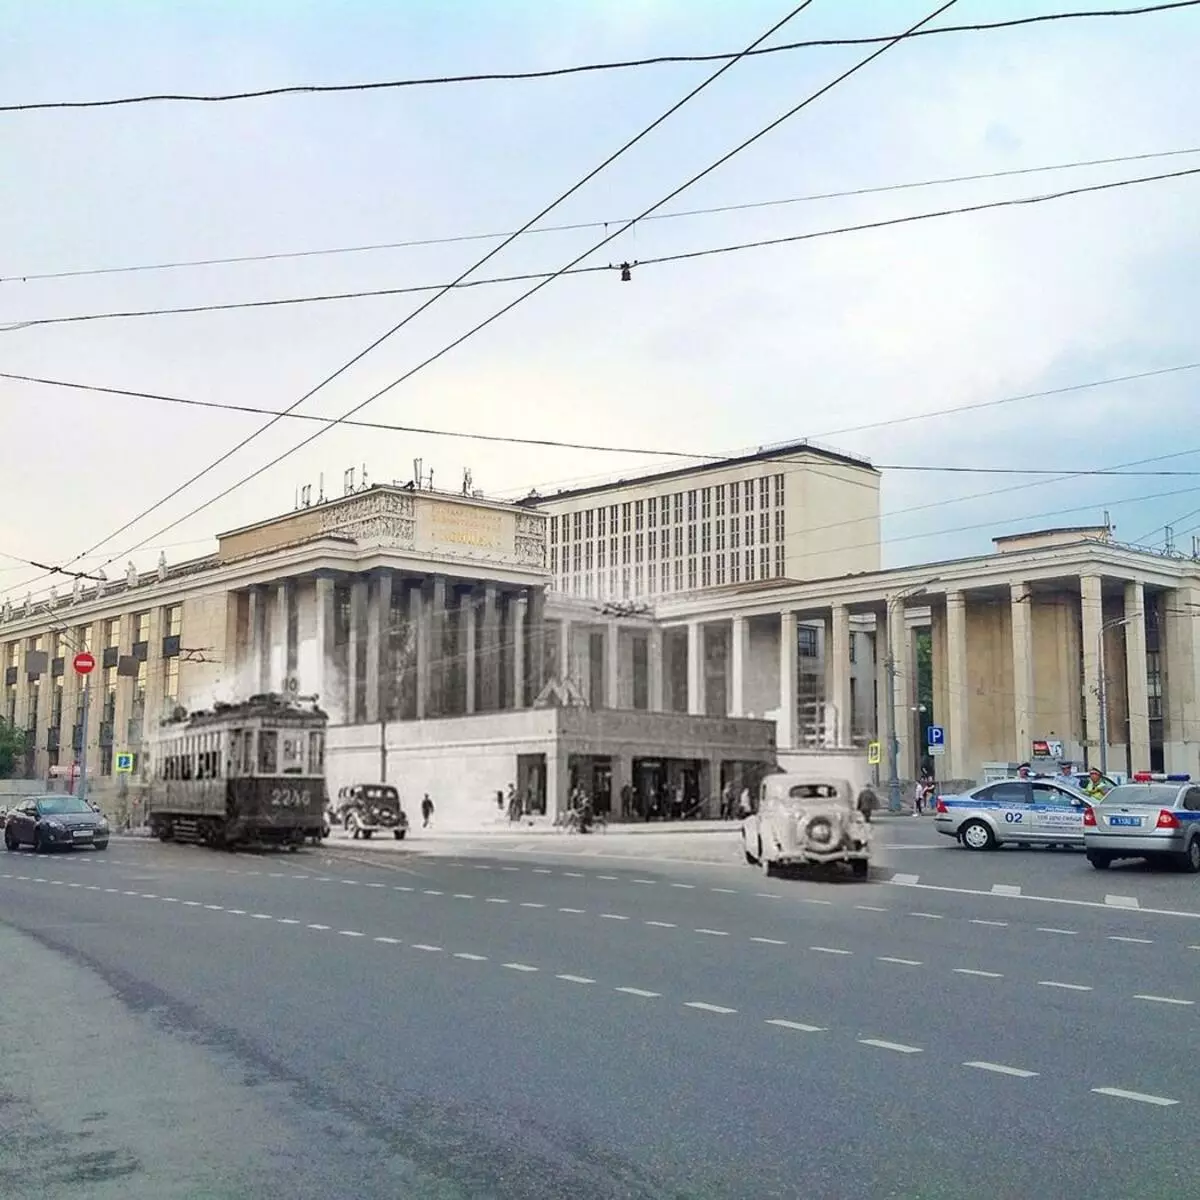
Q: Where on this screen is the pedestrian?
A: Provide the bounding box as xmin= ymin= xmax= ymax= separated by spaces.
xmin=1016 ymin=762 xmax=1033 ymax=780
xmin=421 ymin=794 xmax=434 ymax=828
xmin=496 ymin=789 xmax=504 ymax=812
xmin=1083 ymin=768 xmax=1109 ymax=800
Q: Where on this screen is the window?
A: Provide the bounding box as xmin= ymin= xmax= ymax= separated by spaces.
xmin=550 ymin=548 xmax=559 ymax=573
xmin=51 ymin=630 xmax=65 ymax=659
xmin=281 ymin=731 xmax=306 ymax=774
xmin=745 ymin=550 xmax=755 ymax=581
xmin=701 ymin=557 xmax=712 ymax=587
xmin=308 ymin=731 xmax=325 ymax=775
xmin=687 ymin=490 xmax=697 ymax=521
xmin=133 ymin=610 xmax=150 ymax=643
xmin=609 ymin=535 xmax=618 ymax=566
xmin=759 ymin=477 xmax=770 ymax=508
xmin=673 ymin=527 xmax=683 ymax=557
xmin=634 ymin=500 xmax=644 ymax=530
xmin=621 ymin=567 xmax=631 ymax=598
xmin=584 ymin=542 xmax=594 ymax=570
xmin=730 ymin=554 xmax=741 ymax=584
xmin=730 ymin=486 xmax=740 ymax=516
xmin=572 ymin=512 xmax=582 ymax=541
xmin=609 ymin=567 xmax=618 ymax=596
xmin=27 ymin=680 xmax=39 ymax=729
xmin=647 ymin=497 xmax=657 ymax=527
xmin=774 ymin=544 xmax=785 ymax=578
xmin=715 ymin=519 xmax=725 ymax=551
xmin=799 ymin=626 xmax=818 ymax=657
xmin=660 ymin=562 xmax=670 ymax=593
xmin=687 ymin=559 xmax=697 ymax=590
xmin=744 ymin=515 xmax=755 ymax=546
xmin=1032 ymin=783 xmax=1079 ymax=807
xmin=104 ymin=618 xmax=119 ymax=649
xmin=621 ymin=535 xmax=630 ymax=564
xmin=134 ymin=659 xmax=148 ymax=706
xmin=163 ymin=657 xmax=179 ymax=714
xmin=165 ymin=605 xmax=182 ymax=638
xmin=621 ymin=503 xmax=631 ymax=533
xmin=715 ymin=485 xmax=725 ymax=517
xmin=673 ymin=561 xmax=683 ymax=590
xmin=849 ymin=634 xmax=857 ymax=664
xmin=715 ymin=555 xmax=726 ymax=586
xmin=610 ymin=504 xmax=619 ymax=532
xmin=673 ymin=493 xmax=682 ymax=524
xmin=596 ymin=541 xmax=606 ymax=569
xmin=584 ymin=509 xmax=594 ymax=540
xmin=550 ymin=516 xmax=559 ymax=544
xmin=774 ymin=473 xmax=785 ymax=506
xmin=744 ymin=480 xmax=755 ymax=510
xmin=647 ymin=531 xmax=656 ymax=561
xmin=701 ymin=488 xmax=711 ymax=520
xmin=596 ymin=508 xmax=606 ymax=538
xmin=1147 ymin=649 xmax=1163 ymax=720
xmin=730 ymin=520 xmax=740 ymax=550
xmin=100 ymin=749 xmax=113 ymax=777
xmin=634 ymin=565 xmax=643 ymax=594
xmin=980 ymin=781 xmax=1029 ymax=806
xmin=700 ymin=523 xmax=711 ymax=553
xmin=774 ymin=510 xmax=785 ymax=542
xmin=759 ymin=511 xmax=770 ymax=544
xmin=634 ymin=533 xmax=643 ymax=563
xmin=1183 ymin=788 xmax=1200 ymax=812
xmin=687 ymin=525 xmax=696 ymax=555
xmin=572 ymin=543 xmax=581 ymax=572
xmin=102 ymin=666 xmax=117 ymax=722
xmin=258 ymin=729 xmax=279 ymax=773
xmin=759 ymin=547 xmax=770 ymax=579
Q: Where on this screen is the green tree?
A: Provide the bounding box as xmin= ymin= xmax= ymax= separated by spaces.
xmin=0 ymin=718 xmax=25 ymax=779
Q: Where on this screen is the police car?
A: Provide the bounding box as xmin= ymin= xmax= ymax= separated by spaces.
xmin=934 ymin=777 xmax=1094 ymax=851
xmin=1082 ymin=773 xmax=1200 ymax=872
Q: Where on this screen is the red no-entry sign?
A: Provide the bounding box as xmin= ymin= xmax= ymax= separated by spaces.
xmin=73 ymin=651 xmax=95 ymax=675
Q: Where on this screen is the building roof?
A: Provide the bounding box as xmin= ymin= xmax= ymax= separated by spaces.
xmin=518 ymin=439 xmax=877 ymax=507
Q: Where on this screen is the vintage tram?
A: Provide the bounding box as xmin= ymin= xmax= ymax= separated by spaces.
xmin=148 ymin=693 xmax=328 ymax=849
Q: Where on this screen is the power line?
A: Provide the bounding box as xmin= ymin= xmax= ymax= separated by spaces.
xmin=3 ymin=360 xmax=1199 ymax=472
xmin=6 ymin=164 xmax=1197 ymax=334
xmin=53 ymin=0 xmax=965 ymax=590
xmin=5 ymin=143 xmax=1196 ymax=284
xmin=3 ymin=2 xmax=1194 ymax=113
xmin=0 ymin=550 xmax=104 ymax=582
xmin=12 ymin=2 xmax=823 ymax=599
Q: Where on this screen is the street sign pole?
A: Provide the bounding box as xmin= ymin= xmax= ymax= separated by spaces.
xmin=77 ymin=673 xmax=90 ymax=806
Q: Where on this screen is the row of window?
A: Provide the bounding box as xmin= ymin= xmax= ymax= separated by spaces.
xmin=558 ymin=546 xmax=788 ymax=599
xmin=157 ymin=727 xmax=324 ymax=781
xmin=549 ymin=475 xmax=786 ymax=547
xmin=2 ymin=605 xmax=182 ymax=674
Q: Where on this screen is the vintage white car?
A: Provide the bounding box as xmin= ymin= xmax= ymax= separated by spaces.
xmin=741 ymin=773 xmax=873 ymax=878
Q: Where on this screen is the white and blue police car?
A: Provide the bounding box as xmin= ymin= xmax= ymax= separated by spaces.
xmin=934 ymin=776 xmax=1094 ymax=851
xmin=1082 ymin=773 xmax=1200 ymax=872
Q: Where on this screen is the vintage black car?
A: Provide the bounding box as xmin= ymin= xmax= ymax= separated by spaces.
xmin=4 ymin=794 xmax=110 ymax=853
xmin=333 ymin=784 xmax=409 ymax=840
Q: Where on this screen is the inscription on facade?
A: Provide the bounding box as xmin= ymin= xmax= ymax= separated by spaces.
xmin=427 ymin=503 xmax=506 ymax=551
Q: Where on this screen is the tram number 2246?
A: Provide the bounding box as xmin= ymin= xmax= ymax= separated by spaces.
xmin=269 ymin=787 xmax=311 ymax=809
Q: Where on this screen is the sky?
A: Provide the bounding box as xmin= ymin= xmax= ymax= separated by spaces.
xmin=2 ymin=0 xmax=1199 ymax=606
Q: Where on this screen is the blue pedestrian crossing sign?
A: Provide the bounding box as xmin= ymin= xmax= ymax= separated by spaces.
xmin=115 ymin=751 xmax=134 ymax=773
xmin=927 ymin=725 xmax=945 ymax=756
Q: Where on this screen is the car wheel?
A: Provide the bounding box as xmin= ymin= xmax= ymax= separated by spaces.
xmin=93 ymin=841 xmax=108 ymax=851
xmin=393 ymin=830 xmax=405 ymax=840
xmin=1087 ymin=851 xmax=1112 ymax=870
xmin=850 ymin=859 xmax=869 ymax=879
xmin=362 ymin=829 xmax=373 ymax=839
xmin=759 ymin=843 xmax=776 ymax=877
xmin=1179 ymin=838 xmax=1200 ymax=874
xmin=347 ymin=816 xmax=359 ymax=840
xmin=33 ymin=829 xmax=46 ymax=854
xmin=3 ymin=827 xmax=18 ymax=852
xmin=960 ymin=820 xmax=996 ymax=852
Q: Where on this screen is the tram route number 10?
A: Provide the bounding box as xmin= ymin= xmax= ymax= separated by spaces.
xmin=269 ymin=787 xmax=311 ymax=809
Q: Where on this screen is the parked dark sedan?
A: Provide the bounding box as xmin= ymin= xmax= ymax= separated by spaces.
xmin=3 ymin=794 xmax=110 ymax=852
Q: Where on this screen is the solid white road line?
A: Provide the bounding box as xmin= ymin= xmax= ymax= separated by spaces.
xmin=1134 ymin=994 xmax=1194 ymax=1006
xmin=1038 ymin=980 xmax=1093 ymax=991
xmin=954 ymin=968 xmax=1004 ymax=979
xmin=556 ymin=974 xmax=595 ymax=984
xmin=891 ymin=873 xmax=920 ymax=885
xmin=766 ymin=1019 xmax=825 ymax=1033
xmin=685 ymin=1002 xmax=737 ymax=1014
xmin=615 ymin=987 xmax=659 ymax=998
xmin=1092 ymin=1087 xmax=1178 ymax=1106
xmin=878 ymin=956 xmax=923 ymax=966
xmin=811 ymin=946 xmax=852 ymax=956
xmin=859 ymin=1038 xmax=923 ymax=1054
xmin=964 ymin=1061 xmax=1038 ymax=1078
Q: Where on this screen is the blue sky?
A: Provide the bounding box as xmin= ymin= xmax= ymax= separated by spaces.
xmin=2 ymin=0 xmax=1198 ymax=600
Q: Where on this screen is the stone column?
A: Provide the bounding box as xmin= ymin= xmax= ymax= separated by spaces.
xmin=1162 ymin=585 xmax=1200 ymax=775
xmin=605 ymin=622 xmax=620 ymax=709
xmin=428 ymin=574 xmax=448 ymax=716
xmin=247 ymin=586 xmax=270 ymax=694
xmin=347 ymin=578 xmax=368 ymax=724
xmin=527 ymin=587 xmax=546 ymax=702
xmin=480 ymin=584 xmax=500 ymax=711
xmin=365 ymin=570 xmax=392 ymax=723
xmin=946 ymin=591 xmax=969 ymax=779
xmin=546 ymin=746 xmax=567 ymax=822
xmin=831 ymin=604 xmax=851 ymax=747
xmin=272 ymin=581 xmax=290 ymax=691
xmin=874 ymin=611 xmax=891 ymax=755
xmin=222 ymin=591 xmax=241 ymax=701
xmin=729 ymin=615 xmax=748 ymax=718
xmin=460 ymin=591 xmax=477 ymax=715
xmin=558 ymin=618 xmax=573 ymax=685
xmin=511 ymin=595 xmax=529 ymax=709
xmin=1080 ymin=574 xmax=1103 ymax=765
xmin=1011 ymin=582 xmax=1035 ymax=766
xmin=410 ymin=583 xmax=429 ymax=721
xmin=778 ymin=611 xmax=798 ymax=751
xmin=314 ymin=574 xmax=336 ymax=716
xmin=890 ymin=602 xmax=911 ymax=779
xmin=648 ymin=627 xmax=664 ymax=713
xmin=1124 ymin=580 xmax=1151 ymax=773
xmin=686 ymin=622 xmax=704 ymax=716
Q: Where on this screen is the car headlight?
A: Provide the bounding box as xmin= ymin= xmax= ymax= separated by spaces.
xmin=45 ymin=820 xmax=65 ymax=832
xmin=97 ymin=818 xmax=110 ymax=831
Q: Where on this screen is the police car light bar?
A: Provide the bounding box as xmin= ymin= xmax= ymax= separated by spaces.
xmin=1132 ymin=772 xmax=1191 ymax=783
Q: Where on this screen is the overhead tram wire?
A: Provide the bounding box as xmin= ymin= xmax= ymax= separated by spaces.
xmin=6 ymin=163 xmax=1198 ymax=334
xmin=2 ymin=1 xmax=1195 ymax=113
xmin=5 ymin=143 xmax=1198 ymax=285
xmin=3 ymin=360 xmax=1200 ymax=472
xmin=47 ymin=0 xmax=964 ymax=591
xmin=13 ymin=1 xmax=821 ymax=603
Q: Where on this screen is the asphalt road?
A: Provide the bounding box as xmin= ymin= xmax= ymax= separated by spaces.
xmin=1 ymin=833 xmax=1197 ymax=1200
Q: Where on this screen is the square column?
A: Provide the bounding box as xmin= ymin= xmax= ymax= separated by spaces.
xmin=365 ymin=570 xmax=392 ymax=723
xmin=558 ymin=618 xmax=573 ymax=685
xmin=480 ymin=584 xmax=501 ymax=711
xmin=410 ymin=583 xmax=429 ymax=720
xmin=605 ymin=622 xmax=620 ymax=709
xmin=1162 ymin=585 xmax=1200 ymax=774
xmin=272 ymin=582 xmax=292 ymax=691
xmin=527 ymin=588 xmax=546 ymax=701
xmin=314 ymin=575 xmax=336 ymax=717
xmin=511 ymin=595 xmax=529 ymax=709
xmin=1080 ymin=575 xmax=1103 ymax=764
xmin=686 ymin=622 xmax=704 ymax=716
xmin=889 ymin=602 xmax=912 ymax=779
xmin=830 ymin=605 xmax=851 ymax=747
xmin=729 ymin=615 xmax=748 ymax=718
xmin=428 ymin=575 xmax=448 ymax=716
xmin=1124 ymin=580 xmax=1151 ymax=773
xmin=460 ymin=591 xmax=477 ymax=714
xmin=648 ymin=627 xmax=664 ymax=712
xmin=945 ymin=591 xmax=969 ymax=778
xmin=1011 ymin=582 xmax=1035 ymax=765
xmin=248 ymin=586 xmax=270 ymax=694
xmin=348 ymin=578 xmax=368 ymax=724
xmin=779 ymin=611 xmax=798 ymax=750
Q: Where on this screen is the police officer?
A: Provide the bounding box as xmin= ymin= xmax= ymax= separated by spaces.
xmin=1083 ymin=768 xmax=1109 ymax=800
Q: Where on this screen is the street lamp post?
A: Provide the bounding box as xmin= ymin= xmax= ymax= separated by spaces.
xmin=885 ymin=578 xmax=941 ymax=812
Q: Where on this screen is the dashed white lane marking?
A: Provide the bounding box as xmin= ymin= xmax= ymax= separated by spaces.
xmin=751 ymin=936 xmax=787 ymax=945
xmin=520 ymin=902 xmax=546 ymax=909
xmin=122 ymin=890 xmax=138 ymax=896
xmin=711 ymin=887 xmax=738 ymax=894
xmin=1134 ymin=994 xmax=1194 ymax=1006
xmin=670 ymin=883 xmax=695 ymax=890
xmin=423 ymin=889 xmax=443 ymax=896
xmin=1092 ymin=1087 xmax=1178 ymax=1107
xmin=595 ymin=875 xmax=619 ymax=881
xmin=970 ymin=919 xmax=1008 ymax=927
xmin=1109 ymin=935 xmax=1153 ymax=944
xmin=531 ymin=869 xmax=552 ymax=875
xmin=1039 ymin=980 xmax=1093 ymax=991
xmin=695 ymin=928 xmax=729 ymax=937
xmin=277 ymin=918 xmax=300 ymax=925
xmin=204 ymin=904 xmax=224 ymax=911
xmin=373 ymin=935 xmax=401 ymax=944
xmin=500 ymin=867 xmax=521 ymax=873
xmin=1105 ymin=894 xmax=1140 ymax=909
xmin=503 ymin=962 xmax=539 ymax=973
xmin=251 ymin=913 xmax=273 ymax=920
xmin=685 ymin=1001 xmax=737 ymax=1014
xmin=964 ymin=1061 xmax=1039 ymax=1079
xmin=104 ymin=888 xmax=118 ymax=893
xmin=182 ymin=900 xmax=202 ymax=907
xmin=800 ymin=897 xmax=833 ymax=907
xmin=68 ymin=883 xmax=81 ymax=889
xmin=1190 ymin=945 xmax=1200 ymax=951
xmin=411 ymin=944 xmax=443 ymax=953
xmin=910 ymin=912 xmax=943 ymax=920
xmin=879 ymin=956 xmax=923 ymax=966
xmin=454 ymin=952 xmax=488 ymax=961
xmin=472 ymin=865 xmax=492 ymax=871
xmin=394 ymin=886 xmax=413 ymax=893
xmin=485 ymin=898 xmax=509 ymax=904
xmin=766 ymin=1019 xmax=825 ymax=1033
xmin=991 ymin=884 xmax=1021 ymax=897
xmin=811 ymin=946 xmax=852 ymax=956
xmin=453 ymin=893 xmax=475 ymax=900
xmin=1037 ymin=927 xmax=1076 ymax=935
xmin=365 ymin=882 xmax=385 ymax=889
xmin=307 ymin=923 xmax=330 ymax=931
xmin=556 ymin=974 xmax=595 ymax=984
xmin=859 ymin=1038 xmax=923 ymax=1054
xmin=632 ymin=879 xmax=656 ymax=885
xmin=559 ymin=907 xmax=585 ymax=914
xmin=615 ymin=987 xmax=659 ymax=998
xmin=339 ymin=930 xmax=365 ymax=938
xmin=600 ymin=913 xmax=629 ymax=921
xmin=856 ymin=904 xmax=889 ymax=913
xmin=754 ymin=893 xmax=781 ymax=900
xmin=562 ymin=872 xmax=585 ymax=878
xmin=139 ymin=892 xmax=158 ymax=899
xmin=162 ymin=896 xmax=177 ymax=902
xmin=955 ymin=968 xmax=1004 ymax=979
xmin=227 ymin=908 xmax=248 ymax=916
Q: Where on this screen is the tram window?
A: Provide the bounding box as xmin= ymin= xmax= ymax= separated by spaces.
xmin=240 ymin=730 xmax=255 ymax=776
xmin=258 ymin=730 xmax=278 ymax=774
xmin=281 ymin=733 xmax=306 ymax=775
xmin=308 ymin=731 xmax=325 ymax=775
